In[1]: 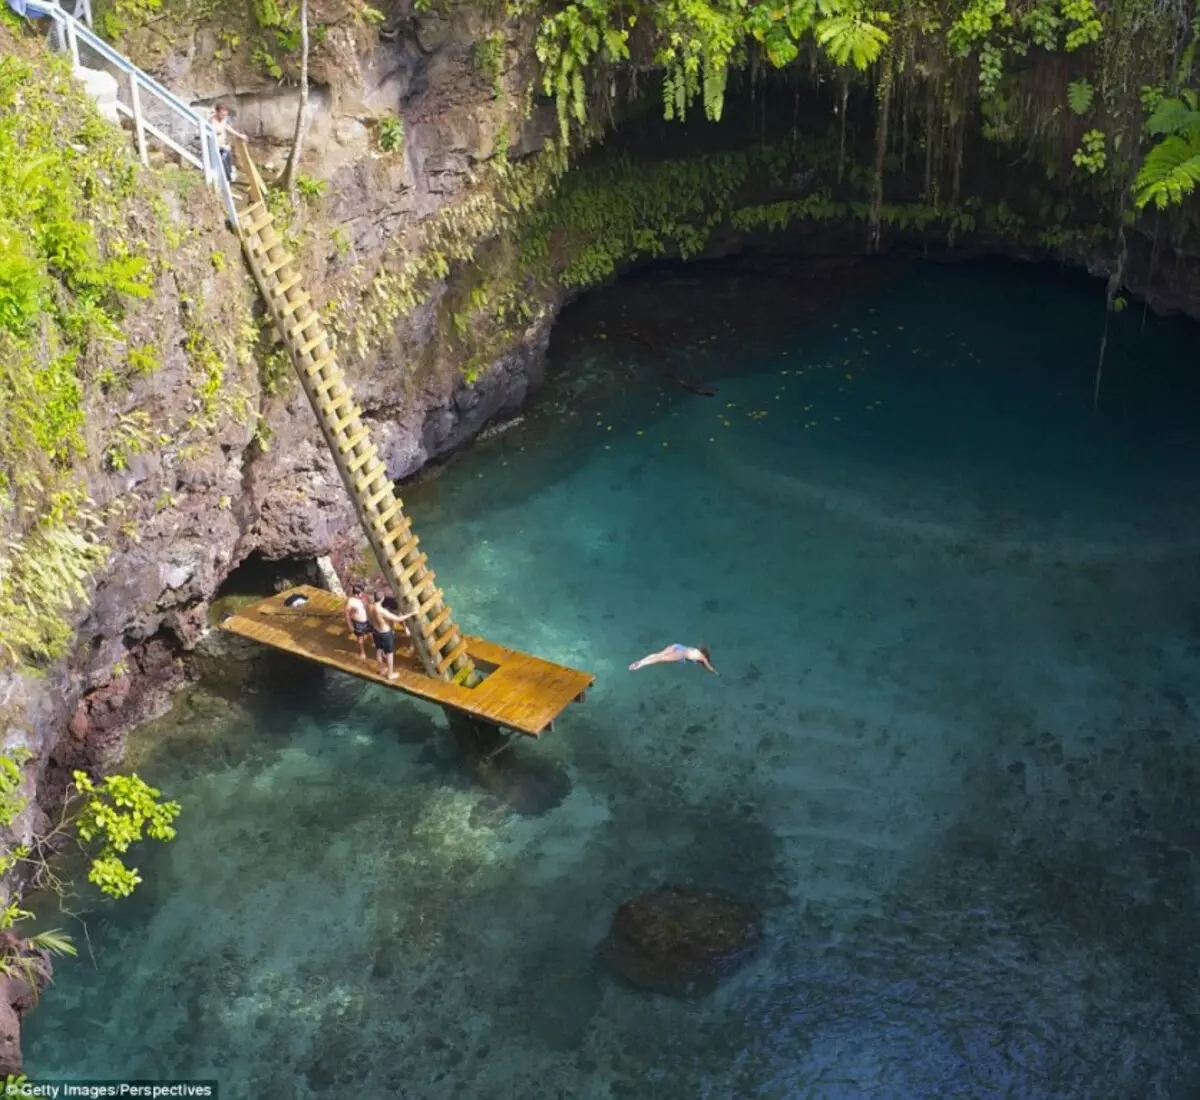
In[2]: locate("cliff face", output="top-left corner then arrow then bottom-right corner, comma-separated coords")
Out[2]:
1,3 -> 554,832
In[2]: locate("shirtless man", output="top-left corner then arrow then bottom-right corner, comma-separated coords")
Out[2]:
368,592 -> 416,681
629,644 -> 718,675
343,583 -> 371,660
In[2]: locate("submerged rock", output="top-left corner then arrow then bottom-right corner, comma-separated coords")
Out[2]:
600,886 -> 763,999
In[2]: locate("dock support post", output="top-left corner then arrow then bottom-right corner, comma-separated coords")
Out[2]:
444,708 -> 509,761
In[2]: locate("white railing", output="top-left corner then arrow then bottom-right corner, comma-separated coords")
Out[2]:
12,0 -> 240,228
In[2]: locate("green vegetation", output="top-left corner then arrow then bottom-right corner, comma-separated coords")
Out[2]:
1135,90 -> 1200,209
70,770 -> 181,898
0,49 -> 151,668
95,0 -> 382,83
0,748 -> 180,993
0,32 -> 255,671
473,31 -> 508,99
377,114 -> 405,154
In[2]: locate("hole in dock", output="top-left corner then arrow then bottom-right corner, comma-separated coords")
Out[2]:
464,657 -> 498,686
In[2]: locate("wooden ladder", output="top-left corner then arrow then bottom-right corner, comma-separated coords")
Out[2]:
232,158 -> 476,686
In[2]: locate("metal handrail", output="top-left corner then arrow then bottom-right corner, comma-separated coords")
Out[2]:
16,0 -> 240,228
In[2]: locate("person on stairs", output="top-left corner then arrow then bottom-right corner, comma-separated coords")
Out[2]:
629,644 -> 718,675
343,583 -> 372,661
368,592 -> 416,681
209,103 -> 246,183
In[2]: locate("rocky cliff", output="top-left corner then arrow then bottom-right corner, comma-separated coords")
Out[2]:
0,1 -> 557,852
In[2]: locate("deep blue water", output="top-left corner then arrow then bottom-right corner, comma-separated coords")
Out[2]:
24,259 -> 1200,1099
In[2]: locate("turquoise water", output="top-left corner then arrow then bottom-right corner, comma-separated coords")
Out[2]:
25,259 -> 1200,1098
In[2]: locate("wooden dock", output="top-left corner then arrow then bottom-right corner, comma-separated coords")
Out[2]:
220,586 -> 594,737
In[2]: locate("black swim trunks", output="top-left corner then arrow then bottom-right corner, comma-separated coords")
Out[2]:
351,619 -> 371,636
373,628 -> 396,654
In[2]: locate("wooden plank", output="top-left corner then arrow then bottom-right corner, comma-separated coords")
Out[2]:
246,212 -> 274,237
274,272 -> 302,297
290,312 -> 321,343
306,354 -> 337,380
280,292 -> 311,318
374,500 -> 406,531
436,638 -> 469,675
397,552 -> 427,583
341,427 -> 369,455
415,585 -> 442,617
298,332 -> 326,358
220,586 -> 595,737
421,604 -> 452,638
263,253 -> 292,278
331,406 -> 360,435
345,444 -> 377,475
363,481 -> 392,511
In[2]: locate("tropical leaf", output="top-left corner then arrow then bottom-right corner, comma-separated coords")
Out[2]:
1133,134 -> 1200,208
29,928 -> 76,958
1144,92 -> 1200,139
814,10 -> 890,70
1067,78 -> 1093,116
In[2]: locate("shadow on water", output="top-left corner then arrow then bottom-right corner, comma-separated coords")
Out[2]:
141,641 -> 575,820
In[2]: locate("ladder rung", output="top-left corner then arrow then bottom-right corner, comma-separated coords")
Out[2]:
306,355 -> 336,381
364,481 -> 392,512
374,500 -> 406,531
246,211 -> 273,237
397,553 -> 427,584
451,664 -> 476,686
314,373 -> 345,399
274,272 -> 302,297
433,624 -> 458,653
416,586 -> 442,617
432,626 -> 461,660
436,639 -> 469,676
280,292 -> 311,318
330,405 -> 360,435
290,312 -> 321,343
346,444 -> 377,475
263,254 -> 292,279
341,427 -> 369,454
298,332 -> 326,358
391,535 -> 419,561
421,605 -> 452,639
354,460 -> 387,496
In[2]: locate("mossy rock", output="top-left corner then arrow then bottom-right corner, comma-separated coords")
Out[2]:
600,885 -> 763,999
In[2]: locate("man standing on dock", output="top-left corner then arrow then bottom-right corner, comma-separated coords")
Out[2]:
368,592 -> 416,681
344,583 -> 372,661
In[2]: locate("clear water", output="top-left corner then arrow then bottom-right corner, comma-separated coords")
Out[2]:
25,259 -> 1200,1099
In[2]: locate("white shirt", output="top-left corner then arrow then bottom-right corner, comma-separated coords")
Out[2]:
211,114 -> 231,149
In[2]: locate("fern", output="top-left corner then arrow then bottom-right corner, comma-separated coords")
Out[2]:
1134,135 -> 1200,208
1144,90 -> 1200,139
1067,78 -> 1094,116
1134,92 -> 1200,209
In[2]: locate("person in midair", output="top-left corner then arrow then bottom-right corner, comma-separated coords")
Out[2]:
629,644 -> 717,675
368,592 -> 416,681
343,583 -> 372,660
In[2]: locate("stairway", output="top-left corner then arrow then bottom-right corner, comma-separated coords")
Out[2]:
236,178 -> 476,685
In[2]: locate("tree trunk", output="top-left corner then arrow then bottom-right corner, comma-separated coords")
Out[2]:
282,0 -> 309,200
